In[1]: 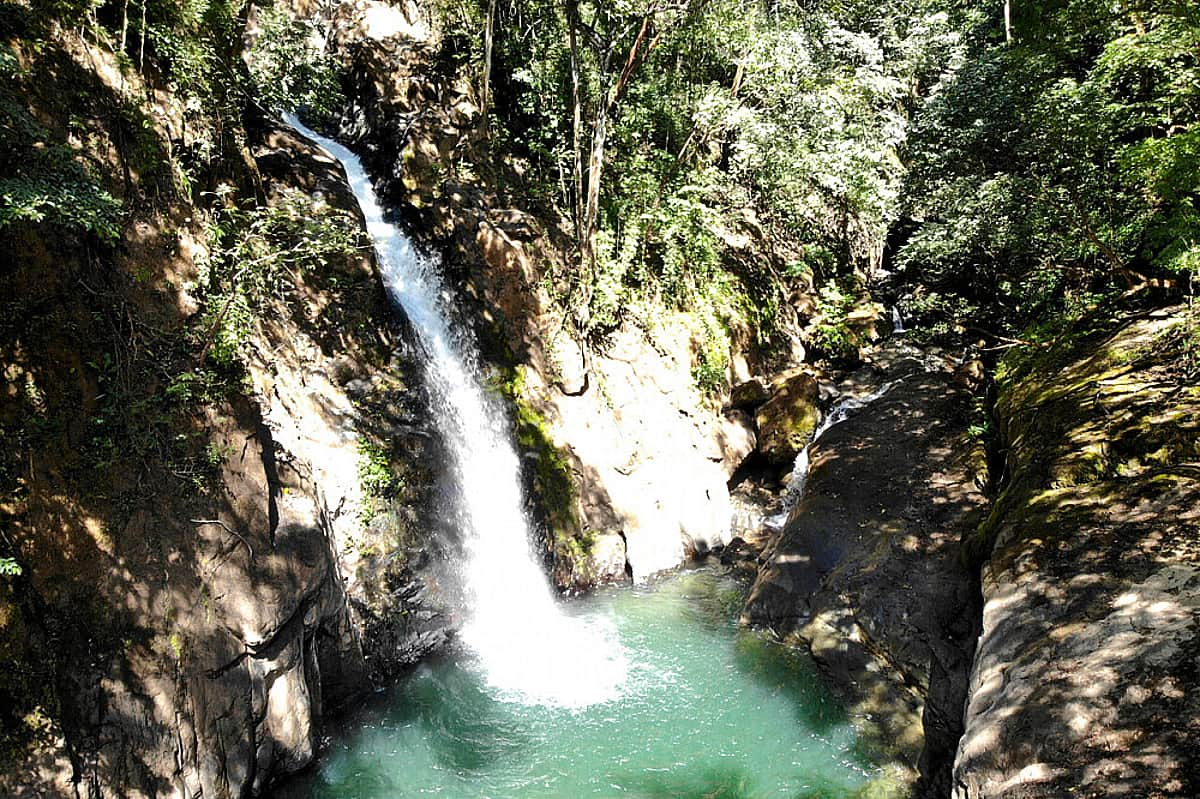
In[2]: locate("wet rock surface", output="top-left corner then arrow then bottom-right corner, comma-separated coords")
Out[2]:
743,369 -> 988,794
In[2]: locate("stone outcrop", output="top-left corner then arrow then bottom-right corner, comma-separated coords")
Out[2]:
0,32 -> 448,797
729,377 -> 770,411
953,307 -> 1200,798
743,368 -> 988,794
754,369 -> 821,466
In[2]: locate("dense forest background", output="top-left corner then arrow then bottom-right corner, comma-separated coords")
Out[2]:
3,0 -> 1197,371
428,0 -> 1198,370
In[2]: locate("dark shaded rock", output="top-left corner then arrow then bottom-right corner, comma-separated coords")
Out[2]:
717,409 -> 757,478
718,537 -> 761,578
729,378 -> 770,411
743,371 -> 988,792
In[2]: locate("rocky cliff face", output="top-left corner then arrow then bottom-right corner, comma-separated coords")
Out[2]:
0,25 -> 448,798
742,355 -> 988,795
739,306 -> 1200,798
953,307 -> 1200,798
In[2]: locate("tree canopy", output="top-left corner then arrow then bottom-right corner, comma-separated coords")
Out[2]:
431,0 -> 1198,359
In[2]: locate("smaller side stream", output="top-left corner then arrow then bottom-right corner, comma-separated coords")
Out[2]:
768,380 -> 901,532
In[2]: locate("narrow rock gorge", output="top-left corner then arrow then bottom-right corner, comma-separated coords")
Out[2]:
2,0 -> 1197,797
743,359 -> 987,794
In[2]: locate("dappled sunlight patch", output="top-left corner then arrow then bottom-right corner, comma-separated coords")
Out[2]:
958,305 -> 1200,797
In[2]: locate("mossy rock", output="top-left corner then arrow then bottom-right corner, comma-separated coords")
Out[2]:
755,371 -> 820,465
729,378 -> 770,411
488,365 -> 594,586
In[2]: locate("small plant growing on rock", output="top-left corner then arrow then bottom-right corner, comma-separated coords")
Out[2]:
357,439 -> 395,499
810,281 -> 859,360
194,184 -> 361,365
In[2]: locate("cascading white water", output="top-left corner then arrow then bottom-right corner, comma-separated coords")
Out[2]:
764,380 -> 900,531
284,115 -> 627,709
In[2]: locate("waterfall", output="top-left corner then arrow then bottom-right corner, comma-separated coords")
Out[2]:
284,115 -> 627,709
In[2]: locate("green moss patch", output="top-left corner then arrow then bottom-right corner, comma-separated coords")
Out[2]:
491,366 -> 586,572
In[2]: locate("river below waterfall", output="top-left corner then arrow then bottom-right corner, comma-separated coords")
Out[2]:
276,569 -> 882,799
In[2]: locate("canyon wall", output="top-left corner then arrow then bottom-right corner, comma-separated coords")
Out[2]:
953,308 -> 1199,798
0,25 -> 448,796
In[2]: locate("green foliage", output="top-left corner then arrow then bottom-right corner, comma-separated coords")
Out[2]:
0,156 -> 122,240
357,439 -> 395,498
195,183 -> 360,364
691,314 -> 730,396
434,0 -> 968,351
246,4 -> 344,120
898,4 -> 1200,340
788,245 -> 834,282
203,441 -> 233,469
810,281 -> 859,360
461,0 -> 1195,354
589,171 -> 732,337
140,0 -> 246,113
0,46 -> 122,240
0,558 -> 20,577
691,349 -> 727,397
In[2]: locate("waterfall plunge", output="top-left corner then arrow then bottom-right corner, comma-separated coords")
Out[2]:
284,116 -> 627,709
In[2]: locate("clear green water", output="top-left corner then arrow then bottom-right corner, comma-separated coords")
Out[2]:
279,569 -> 879,799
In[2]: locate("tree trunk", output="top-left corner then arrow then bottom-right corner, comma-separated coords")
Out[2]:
582,106 -> 608,273
139,0 -> 146,73
481,0 -> 497,131
1004,0 -> 1013,44
567,0 -> 583,243
119,0 -> 129,53
579,13 -> 656,270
